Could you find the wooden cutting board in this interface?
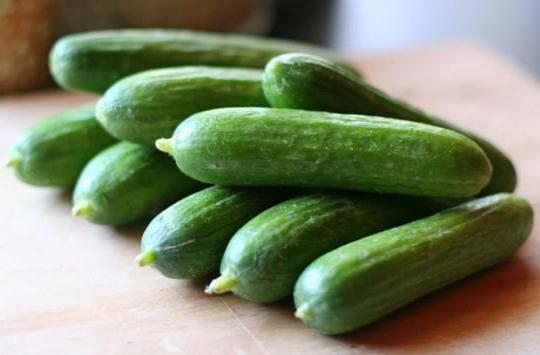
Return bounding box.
[1,43,539,354]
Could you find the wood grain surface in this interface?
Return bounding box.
[1,44,539,354]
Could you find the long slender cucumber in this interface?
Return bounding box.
[73,142,204,225]
[96,66,267,145]
[294,193,533,334]
[262,53,516,195]
[7,103,115,187]
[206,193,444,302]
[157,107,492,199]
[50,29,357,93]
[138,186,292,279]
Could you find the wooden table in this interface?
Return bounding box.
[1,44,539,354]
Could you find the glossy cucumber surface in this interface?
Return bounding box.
[97,66,267,145]
[160,107,492,199]
[50,29,357,93]
[207,192,444,302]
[73,142,204,225]
[139,186,291,279]
[294,193,533,334]
[262,53,516,195]
[7,103,115,187]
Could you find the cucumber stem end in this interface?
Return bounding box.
[294,305,311,321]
[72,201,93,217]
[155,138,173,154]
[5,156,21,169]
[205,274,237,295]
[136,249,156,267]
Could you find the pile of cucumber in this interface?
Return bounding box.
[8,29,533,335]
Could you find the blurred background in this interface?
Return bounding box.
[1,0,539,94]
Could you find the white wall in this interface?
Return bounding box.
[330,0,540,74]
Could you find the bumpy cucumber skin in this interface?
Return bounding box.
[97,66,268,146]
[49,29,357,94]
[294,193,533,335]
[262,53,516,195]
[218,193,444,302]
[8,103,116,187]
[73,142,204,225]
[171,107,492,198]
[141,186,291,279]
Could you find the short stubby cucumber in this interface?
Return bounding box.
[138,186,292,279]
[206,193,444,302]
[157,107,492,199]
[49,29,357,93]
[262,53,516,195]
[7,103,116,187]
[294,193,533,335]
[97,66,268,145]
[73,142,204,225]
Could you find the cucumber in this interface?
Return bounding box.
[97,66,267,145]
[50,29,357,93]
[262,53,516,195]
[157,107,492,199]
[294,193,533,335]
[7,103,116,187]
[73,142,204,225]
[206,193,444,302]
[138,186,291,279]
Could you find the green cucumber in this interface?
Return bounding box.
[73,142,204,225]
[7,103,116,187]
[294,193,533,335]
[206,193,443,302]
[97,66,267,145]
[138,186,291,279]
[262,53,516,195]
[157,107,492,198]
[50,29,357,93]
